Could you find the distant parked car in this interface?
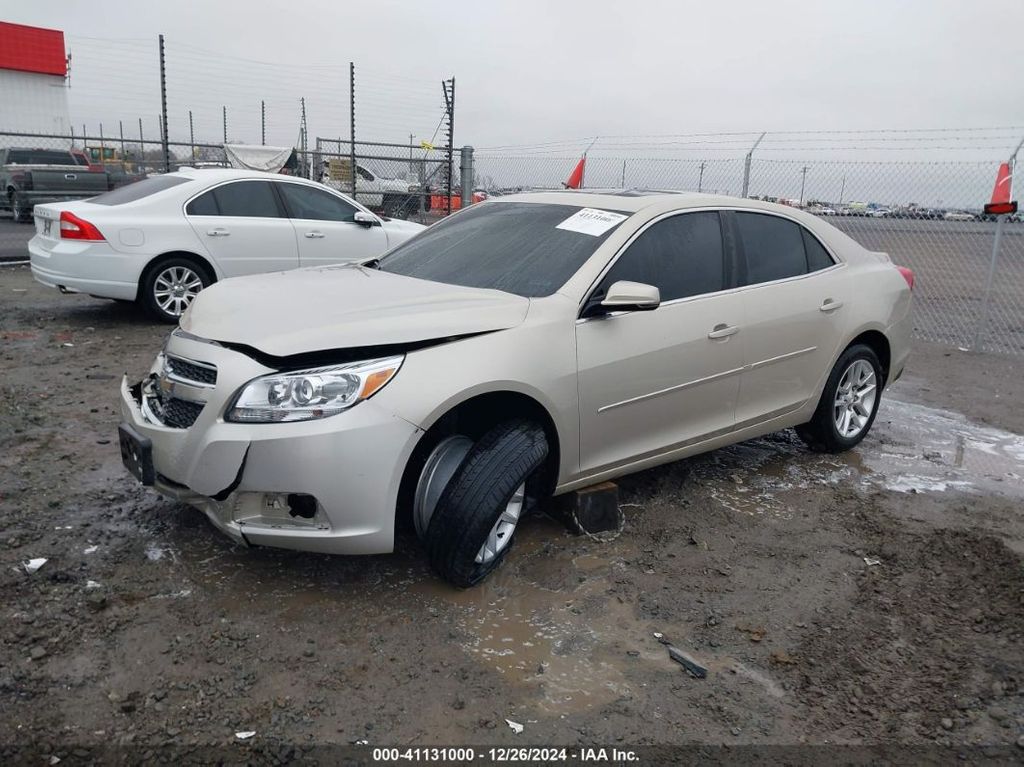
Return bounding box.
[29,169,424,322]
[1,147,111,222]
[943,210,975,222]
[869,209,891,218]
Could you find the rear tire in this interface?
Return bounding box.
[11,193,31,223]
[140,256,212,324]
[425,420,548,587]
[796,343,883,453]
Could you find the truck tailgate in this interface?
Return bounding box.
[27,167,108,195]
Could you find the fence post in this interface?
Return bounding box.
[261,100,265,145]
[189,110,194,160]
[158,34,170,172]
[443,78,455,214]
[222,106,227,144]
[972,134,1024,351]
[741,132,766,198]
[349,62,356,199]
[460,146,474,207]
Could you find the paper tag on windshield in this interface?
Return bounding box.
[556,208,628,237]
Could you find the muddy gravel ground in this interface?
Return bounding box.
[1,264,1023,763]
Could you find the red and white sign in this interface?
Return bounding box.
[0,21,67,77]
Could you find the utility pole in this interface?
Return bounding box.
[698,161,706,193]
[349,62,357,199]
[799,165,809,208]
[158,34,169,172]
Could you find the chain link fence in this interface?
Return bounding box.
[474,152,1023,356]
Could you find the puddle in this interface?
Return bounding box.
[689,399,1024,518]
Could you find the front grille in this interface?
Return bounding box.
[166,356,217,386]
[159,397,204,429]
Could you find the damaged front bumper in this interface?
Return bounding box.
[118,331,421,555]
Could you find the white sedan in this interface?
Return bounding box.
[28,169,425,322]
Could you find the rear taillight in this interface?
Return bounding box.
[60,210,105,241]
[896,265,915,290]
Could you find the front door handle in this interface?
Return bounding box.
[206,228,230,237]
[304,231,326,239]
[819,298,844,312]
[707,323,739,340]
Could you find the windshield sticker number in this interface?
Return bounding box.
[556,208,628,237]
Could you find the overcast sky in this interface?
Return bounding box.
[5,0,1024,155]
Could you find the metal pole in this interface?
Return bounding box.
[460,146,474,207]
[99,123,105,155]
[119,120,125,160]
[621,159,626,187]
[839,175,846,205]
[223,106,227,144]
[444,78,455,214]
[261,100,265,145]
[158,34,170,173]
[70,124,75,148]
[799,165,808,207]
[698,161,705,192]
[138,118,144,171]
[188,110,194,160]
[741,132,766,198]
[349,62,357,199]
[972,134,1024,351]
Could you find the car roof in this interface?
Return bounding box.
[169,168,306,183]
[492,189,812,217]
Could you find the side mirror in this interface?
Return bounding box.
[353,211,380,227]
[599,280,660,313]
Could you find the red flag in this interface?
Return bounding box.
[990,162,1012,204]
[564,156,586,189]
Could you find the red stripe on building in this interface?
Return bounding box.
[0,21,67,77]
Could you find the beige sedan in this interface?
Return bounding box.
[118,191,914,586]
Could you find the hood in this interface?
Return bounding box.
[180,265,529,357]
[382,218,426,237]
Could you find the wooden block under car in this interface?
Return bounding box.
[557,481,621,535]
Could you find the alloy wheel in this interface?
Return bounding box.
[833,359,877,439]
[153,266,203,317]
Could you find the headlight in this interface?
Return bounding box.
[226,355,403,423]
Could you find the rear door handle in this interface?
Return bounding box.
[304,231,326,239]
[819,298,844,312]
[206,228,230,237]
[707,323,739,339]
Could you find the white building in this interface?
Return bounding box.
[0,21,72,145]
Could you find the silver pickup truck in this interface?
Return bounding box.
[1,147,110,222]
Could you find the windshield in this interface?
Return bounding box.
[378,202,628,297]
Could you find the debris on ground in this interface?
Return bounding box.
[234,731,255,740]
[505,719,524,734]
[23,558,47,574]
[666,645,708,679]
[863,556,882,566]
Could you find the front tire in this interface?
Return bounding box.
[424,420,549,587]
[140,256,212,323]
[796,344,883,453]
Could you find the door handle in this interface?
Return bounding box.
[304,231,326,239]
[206,228,230,237]
[707,323,739,339]
[819,298,844,312]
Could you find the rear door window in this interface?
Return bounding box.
[185,189,219,216]
[734,212,808,285]
[210,181,283,218]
